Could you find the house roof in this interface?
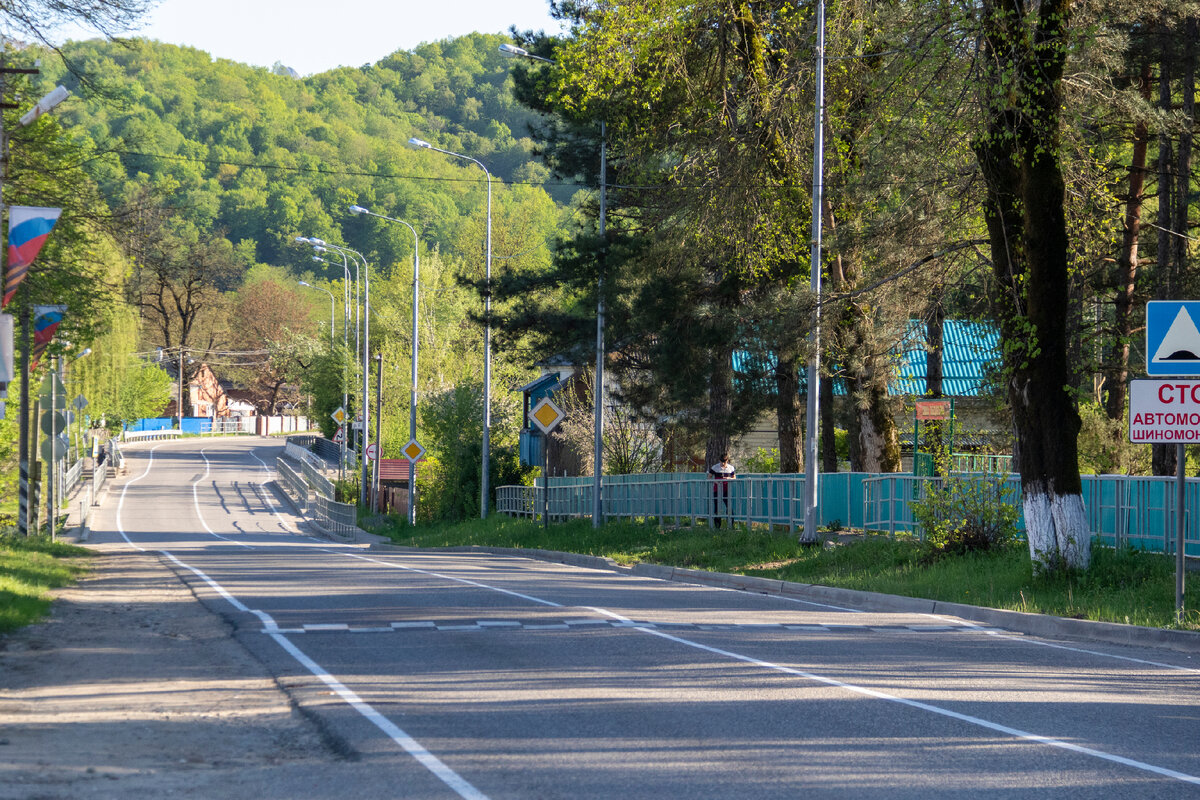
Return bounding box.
[733,318,1000,398]
[892,319,999,397]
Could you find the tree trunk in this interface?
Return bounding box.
[705,343,733,468]
[820,361,838,472]
[925,303,946,473]
[1153,57,1179,477]
[775,354,802,473]
[1105,62,1153,423]
[975,0,1090,572]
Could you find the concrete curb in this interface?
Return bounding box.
[368,542,1200,654]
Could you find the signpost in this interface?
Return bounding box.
[1139,303,1200,622]
[1147,301,1200,376]
[331,407,347,479]
[365,442,379,461]
[530,398,564,529]
[1129,378,1195,622]
[403,439,426,462]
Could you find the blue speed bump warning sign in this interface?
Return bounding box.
[1148,301,1200,375]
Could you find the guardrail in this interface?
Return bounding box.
[275,453,359,541]
[203,418,255,435]
[299,452,335,500]
[93,456,109,503]
[123,430,182,442]
[61,457,84,498]
[309,494,358,539]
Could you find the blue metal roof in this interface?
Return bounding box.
[893,319,999,397]
[733,319,1000,398]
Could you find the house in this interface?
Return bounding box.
[520,318,1006,475]
[737,318,1007,457]
[162,362,230,418]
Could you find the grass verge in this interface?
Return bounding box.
[366,515,1200,631]
[0,534,91,633]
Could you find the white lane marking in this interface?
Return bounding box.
[920,614,1200,675]
[128,536,488,796]
[269,632,490,800]
[127,446,487,799]
[160,550,280,634]
[193,448,253,548]
[331,550,563,608]
[326,550,1200,786]
[115,444,163,551]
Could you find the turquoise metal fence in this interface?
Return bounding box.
[498,471,1200,558]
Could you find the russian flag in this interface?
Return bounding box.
[30,304,66,371]
[5,206,62,307]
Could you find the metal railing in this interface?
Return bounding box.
[203,417,255,435]
[299,452,335,500]
[310,493,358,539]
[949,453,1013,474]
[275,456,310,512]
[123,430,182,442]
[498,475,807,530]
[61,457,84,499]
[499,470,1200,558]
[93,455,109,503]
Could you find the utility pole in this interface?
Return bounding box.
[801,0,826,545]
[178,347,184,426]
[1,62,43,537]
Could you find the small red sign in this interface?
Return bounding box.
[915,400,952,421]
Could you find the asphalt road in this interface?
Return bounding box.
[87,437,1200,798]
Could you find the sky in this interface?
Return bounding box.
[55,0,565,76]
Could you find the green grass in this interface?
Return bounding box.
[367,516,1200,631]
[0,534,91,633]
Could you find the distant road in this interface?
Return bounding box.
[90,437,1200,798]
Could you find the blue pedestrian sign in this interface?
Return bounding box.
[1147,301,1200,376]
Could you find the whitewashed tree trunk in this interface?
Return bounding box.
[1023,487,1091,572]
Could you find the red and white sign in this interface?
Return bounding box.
[915,399,952,421]
[365,442,379,461]
[1129,379,1200,443]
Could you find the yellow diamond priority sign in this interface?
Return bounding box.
[331,406,346,425]
[403,439,426,462]
[530,397,564,435]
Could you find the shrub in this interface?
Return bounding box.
[911,474,1020,554]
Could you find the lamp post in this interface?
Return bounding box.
[299,281,335,346]
[305,246,354,474]
[349,204,421,525]
[7,79,72,537]
[500,43,608,529]
[408,135,492,520]
[801,0,827,545]
[321,242,371,508]
[298,237,370,498]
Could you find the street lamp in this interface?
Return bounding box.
[318,241,372,508]
[349,204,421,525]
[298,238,352,479]
[9,81,72,537]
[500,43,608,529]
[408,135,493,520]
[802,0,827,545]
[298,281,335,346]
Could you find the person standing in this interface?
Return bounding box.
[708,452,735,528]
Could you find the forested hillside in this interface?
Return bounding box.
[45,33,560,268]
[0,32,575,521]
